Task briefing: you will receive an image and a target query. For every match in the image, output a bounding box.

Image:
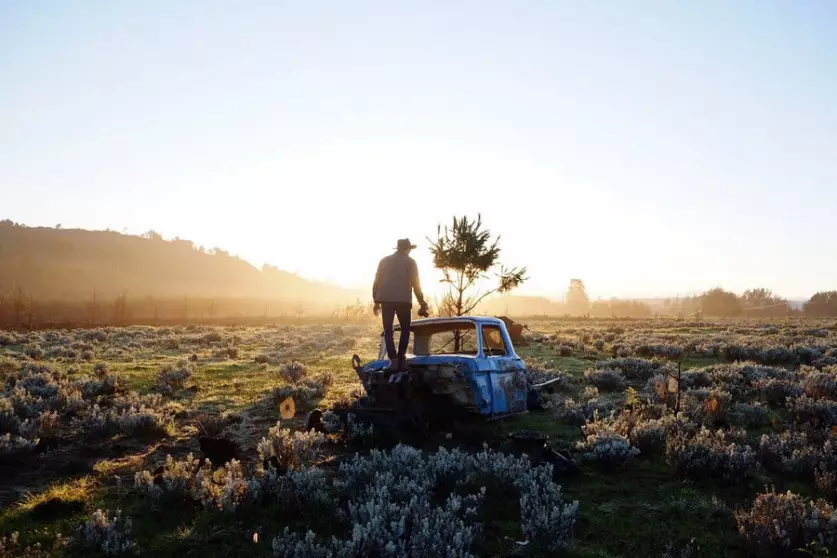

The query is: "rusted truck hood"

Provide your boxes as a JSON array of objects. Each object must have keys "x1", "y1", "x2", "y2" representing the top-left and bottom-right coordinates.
[{"x1": 360, "y1": 355, "x2": 481, "y2": 373}]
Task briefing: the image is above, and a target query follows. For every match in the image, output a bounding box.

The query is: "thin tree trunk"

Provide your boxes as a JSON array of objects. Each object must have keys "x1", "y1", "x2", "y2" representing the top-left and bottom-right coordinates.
[{"x1": 454, "y1": 271, "x2": 465, "y2": 351}]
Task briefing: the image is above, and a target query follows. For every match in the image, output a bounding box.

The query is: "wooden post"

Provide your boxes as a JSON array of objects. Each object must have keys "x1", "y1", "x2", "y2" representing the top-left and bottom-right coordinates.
[{"x1": 675, "y1": 361, "x2": 682, "y2": 414}]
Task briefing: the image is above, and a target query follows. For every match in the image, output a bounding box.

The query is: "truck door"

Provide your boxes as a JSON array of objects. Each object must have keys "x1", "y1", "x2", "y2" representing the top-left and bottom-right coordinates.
[{"x1": 481, "y1": 324, "x2": 527, "y2": 415}]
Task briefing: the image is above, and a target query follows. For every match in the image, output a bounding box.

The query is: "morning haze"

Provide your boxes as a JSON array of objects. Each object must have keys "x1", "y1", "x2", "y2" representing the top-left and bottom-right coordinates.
[
  {"x1": 2, "y1": 1, "x2": 836, "y2": 306},
  {"x1": 5, "y1": 4, "x2": 837, "y2": 557}
]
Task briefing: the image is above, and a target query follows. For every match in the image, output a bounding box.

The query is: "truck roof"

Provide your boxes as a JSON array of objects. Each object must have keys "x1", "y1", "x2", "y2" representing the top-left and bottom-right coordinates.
[
  {"x1": 388, "y1": 316, "x2": 507, "y2": 332},
  {"x1": 412, "y1": 316, "x2": 505, "y2": 326}
]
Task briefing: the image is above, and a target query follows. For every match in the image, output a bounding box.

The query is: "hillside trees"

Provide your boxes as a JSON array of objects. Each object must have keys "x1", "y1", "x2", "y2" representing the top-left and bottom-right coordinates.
[
  {"x1": 804, "y1": 291, "x2": 837, "y2": 317},
  {"x1": 740, "y1": 288, "x2": 790, "y2": 316},
  {"x1": 699, "y1": 288, "x2": 742, "y2": 317},
  {"x1": 0, "y1": 223, "x2": 365, "y2": 324},
  {"x1": 590, "y1": 298, "x2": 652, "y2": 318}
]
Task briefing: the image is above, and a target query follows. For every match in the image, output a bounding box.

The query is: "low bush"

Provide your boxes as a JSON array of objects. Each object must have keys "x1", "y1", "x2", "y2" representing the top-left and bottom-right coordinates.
[
  {"x1": 580, "y1": 403, "x2": 670, "y2": 455},
  {"x1": 815, "y1": 463, "x2": 837, "y2": 499},
  {"x1": 707, "y1": 362, "x2": 795, "y2": 398},
  {"x1": 755, "y1": 378, "x2": 804, "y2": 408},
  {"x1": 558, "y1": 344, "x2": 574, "y2": 356},
  {"x1": 758, "y1": 431, "x2": 811, "y2": 473},
  {"x1": 666, "y1": 427, "x2": 759, "y2": 483},
  {"x1": 634, "y1": 343, "x2": 682, "y2": 360},
  {"x1": 610, "y1": 405, "x2": 670, "y2": 455},
  {"x1": 801, "y1": 366, "x2": 837, "y2": 399},
  {"x1": 92, "y1": 362, "x2": 110, "y2": 378},
  {"x1": 280, "y1": 361, "x2": 307, "y2": 384},
  {"x1": 162, "y1": 337, "x2": 180, "y2": 350},
  {"x1": 82, "y1": 400, "x2": 173, "y2": 438},
  {"x1": 322, "y1": 410, "x2": 342, "y2": 434},
  {"x1": 785, "y1": 394, "x2": 837, "y2": 428},
  {"x1": 551, "y1": 397, "x2": 614, "y2": 426},
  {"x1": 82, "y1": 374, "x2": 118, "y2": 399},
  {"x1": 256, "y1": 421, "x2": 325, "y2": 471},
  {"x1": 0, "y1": 531, "x2": 70, "y2": 557},
  {"x1": 681, "y1": 389, "x2": 731, "y2": 426},
  {"x1": 576, "y1": 429, "x2": 639, "y2": 469},
  {"x1": 679, "y1": 370, "x2": 713, "y2": 390},
  {"x1": 79, "y1": 509, "x2": 137, "y2": 555},
  {"x1": 584, "y1": 368, "x2": 627, "y2": 392},
  {"x1": 611, "y1": 344, "x2": 631, "y2": 358},
  {"x1": 212, "y1": 346, "x2": 239, "y2": 359},
  {"x1": 156, "y1": 361, "x2": 193, "y2": 395},
  {"x1": 24, "y1": 345, "x2": 45, "y2": 361},
  {"x1": 0, "y1": 432, "x2": 39, "y2": 455},
  {"x1": 270, "y1": 374, "x2": 331, "y2": 410},
  {"x1": 200, "y1": 332, "x2": 224, "y2": 345},
  {"x1": 596, "y1": 357, "x2": 662, "y2": 381},
  {"x1": 135, "y1": 453, "x2": 248, "y2": 512},
  {"x1": 727, "y1": 402, "x2": 772, "y2": 428},
  {"x1": 582, "y1": 385, "x2": 599, "y2": 401},
  {"x1": 0, "y1": 334, "x2": 17, "y2": 347},
  {"x1": 758, "y1": 431, "x2": 835, "y2": 479},
  {"x1": 735, "y1": 488, "x2": 837, "y2": 554},
  {"x1": 248, "y1": 467, "x2": 330, "y2": 511}
]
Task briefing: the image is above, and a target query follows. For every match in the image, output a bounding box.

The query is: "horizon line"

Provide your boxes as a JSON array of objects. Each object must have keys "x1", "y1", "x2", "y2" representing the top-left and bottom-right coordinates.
[{"x1": 0, "y1": 219, "x2": 823, "y2": 302}]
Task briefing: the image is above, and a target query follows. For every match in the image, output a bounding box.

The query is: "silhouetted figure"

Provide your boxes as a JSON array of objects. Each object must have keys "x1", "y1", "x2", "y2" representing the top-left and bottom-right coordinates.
[{"x1": 373, "y1": 239, "x2": 428, "y2": 372}]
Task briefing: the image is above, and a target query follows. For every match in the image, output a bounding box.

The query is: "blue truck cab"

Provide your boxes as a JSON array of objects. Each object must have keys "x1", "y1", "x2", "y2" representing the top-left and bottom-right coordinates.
[{"x1": 354, "y1": 316, "x2": 531, "y2": 419}]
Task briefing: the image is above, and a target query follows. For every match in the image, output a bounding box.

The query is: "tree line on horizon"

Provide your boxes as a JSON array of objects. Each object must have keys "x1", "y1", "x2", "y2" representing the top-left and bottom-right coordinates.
[
  {"x1": 481, "y1": 283, "x2": 837, "y2": 319},
  {"x1": 1, "y1": 219, "x2": 836, "y2": 328},
  {"x1": 415, "y1": 214, "x2": 837, "y2": 320}
]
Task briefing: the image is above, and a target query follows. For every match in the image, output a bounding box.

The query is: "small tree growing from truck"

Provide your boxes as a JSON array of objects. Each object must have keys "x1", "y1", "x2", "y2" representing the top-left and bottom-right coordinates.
[{"x1": 428, "y1": 214, "x2": 526, "y2": 350}]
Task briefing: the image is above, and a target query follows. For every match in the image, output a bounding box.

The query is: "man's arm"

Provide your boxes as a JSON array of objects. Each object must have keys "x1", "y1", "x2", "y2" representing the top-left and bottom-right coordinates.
[
  {"x1": 410, "y1": 259, "x2": 426, "y2": 307},
  {"x1": 373, "y1": 260, "x2": 383, "y2": 302}
]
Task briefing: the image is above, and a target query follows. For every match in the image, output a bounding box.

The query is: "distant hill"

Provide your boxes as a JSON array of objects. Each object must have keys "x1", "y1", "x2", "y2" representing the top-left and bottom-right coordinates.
[{"x1": 0, "y1": 221, "x2": 363, "y2": 311}]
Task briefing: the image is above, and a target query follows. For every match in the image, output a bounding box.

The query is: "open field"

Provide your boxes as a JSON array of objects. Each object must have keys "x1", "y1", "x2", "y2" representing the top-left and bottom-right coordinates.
[{"x1": 2, "y1": 318, "x2": 837, "y2": 557}]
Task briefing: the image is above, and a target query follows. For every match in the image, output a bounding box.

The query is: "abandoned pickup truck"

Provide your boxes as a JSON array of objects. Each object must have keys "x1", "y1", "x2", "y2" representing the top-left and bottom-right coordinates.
[
  {"x1": 306, "y1": 316, "x2": 571, "y2": 467},
  {"x1": 359, "y1": 316, "x2": 535, "y2": 419},
  {"x1": 314, "y1": 316, "x2": 556, "y2": 428}
]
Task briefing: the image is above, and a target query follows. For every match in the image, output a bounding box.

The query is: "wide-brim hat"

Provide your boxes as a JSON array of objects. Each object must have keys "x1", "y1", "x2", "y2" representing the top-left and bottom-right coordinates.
[{"x1": 395, "y1": 238, "x2": 417, "y2": 250}]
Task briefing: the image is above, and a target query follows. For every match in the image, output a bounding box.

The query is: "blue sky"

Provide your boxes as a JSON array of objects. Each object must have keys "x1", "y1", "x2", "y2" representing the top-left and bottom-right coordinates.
[{"x1": 1, "y1": 1, "x2": 836, "y2": 300}]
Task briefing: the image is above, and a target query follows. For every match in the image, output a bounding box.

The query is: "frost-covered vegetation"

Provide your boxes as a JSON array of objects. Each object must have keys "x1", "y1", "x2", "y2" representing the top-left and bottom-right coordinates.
[
  {"x1": 79, "y1": 509, "x2": 137, "y2": 555},
  {"x1": 130, "y1": 442, "x2": 579, "y2": 556},
  {"x1": 2, "y1": 319, "x2": 837, "y2": 556}
]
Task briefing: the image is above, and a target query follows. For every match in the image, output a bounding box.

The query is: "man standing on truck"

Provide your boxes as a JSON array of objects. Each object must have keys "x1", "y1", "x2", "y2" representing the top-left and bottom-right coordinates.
[{"x1": 373, "y1": 238, "x2": 429, "y2": 372}]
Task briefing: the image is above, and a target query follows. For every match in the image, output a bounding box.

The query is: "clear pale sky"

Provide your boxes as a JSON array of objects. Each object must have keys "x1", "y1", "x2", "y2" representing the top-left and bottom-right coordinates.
[{"x1": 2, "y1": 1, "x2": 835, "y2": 300}]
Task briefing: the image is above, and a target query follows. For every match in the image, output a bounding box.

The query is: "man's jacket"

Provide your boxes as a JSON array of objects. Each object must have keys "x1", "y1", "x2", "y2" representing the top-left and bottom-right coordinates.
[{"x1": 373, "y1": 251, "x2": 424, "y2": 305}]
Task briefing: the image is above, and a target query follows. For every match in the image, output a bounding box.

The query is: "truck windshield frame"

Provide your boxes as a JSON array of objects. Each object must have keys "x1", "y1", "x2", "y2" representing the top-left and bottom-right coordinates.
[{"x1": 379, "y1": 320, "x2": 487, "y2": 358}]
